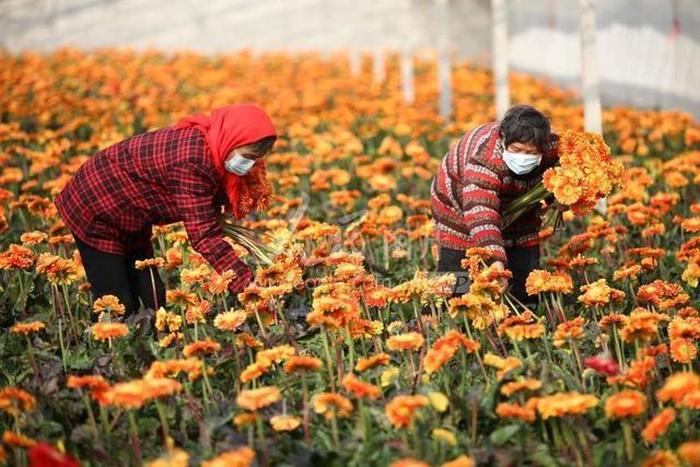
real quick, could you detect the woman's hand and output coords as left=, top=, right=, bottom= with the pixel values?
left=492, top=260, right=509, bottom=294
left=229, top=259, right=254, bottom=293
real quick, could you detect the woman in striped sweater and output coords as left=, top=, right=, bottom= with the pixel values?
left=431, top=105, right=559, bottom=304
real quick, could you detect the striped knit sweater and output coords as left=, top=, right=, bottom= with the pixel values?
left=431, top=122, right=559, bottom=264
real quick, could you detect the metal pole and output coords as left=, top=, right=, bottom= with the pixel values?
left=491, top=0, right=510, bottom=119
left=350, top=49, right=362, bottom=76
left=401, top=47, right=415, bottom=104
left=579, top=0, right=602, bottom=134
left=436, top=0, right=452, bottom=120
left=373, top=47, right=385, bottom=84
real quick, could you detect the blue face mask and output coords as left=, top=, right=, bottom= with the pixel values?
left=224, top=151, right=256, bottom=176
left=502, top=150, right=542, bottom=175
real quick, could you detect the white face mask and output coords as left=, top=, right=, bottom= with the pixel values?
left=502, top=150, right=542, bottom=175
left=224, top=151, right=256, bottom=176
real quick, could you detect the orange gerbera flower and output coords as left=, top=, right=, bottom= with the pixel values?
left=134, top=258, right=165, bottom=270
left=102, top=378, right=182, bottom=409
left=613, top=264, right=643, bottom=281
left=498, top=311, right=546, bottom=341
left=385, top=394, right=429, bottom=428
left=679, top=390, right=700, bottom=410
left=183, top=339, right=221, bottom=358
left=536, top=392, right=598, bottom=419
left=500, top=379, right=543, bottom=397
left=255, top=345, right=296, bottom=366
left=67, top=375, right=110, bottom=392
left=201, top=446, right=255, bottom=467
left=10, top=321, right=45, bottom=335
left=2, top=430, right=36, bottom=448
left=599, top=313, right=628, bottom=329
left=91, top=322, right=129, bottom=341
left=93, top=294, right=126, bottom=316
left=386, top=332, right=424, bottom=352
left=213, top=310, right=247, bottom=332
left=355, top=353, right=391, bottom=372
left=145, top=443, right=189, bottom=467
left=270, top=415, right=301, bottom=432
left=233, top=413, right=257, bottom=429
left=341, top=373, right=381, bottom=399
left=204, top=270, right=235, bottom=295
left=637, top=280, right=689, bottom=309
left=671, top=316, right=699, bottom=343
left=312, top=392, right=353, bottom=419
left=0, top=244, right=35, bottom=270
left=608, top=356, right=657, bottom=389
left=605, top=390, right=647, bottom=419
left=578, top=279, right=625, bottom=306
left=20, top=231, right=48, bottom=246
left=553, top=317, right=586, bottom=348
left=641, top=451, right=679, bottom=467
left=432, top=330, right=481, bottom=353
left=483, top=353, right=522, bottom=380
left=670, top=338, right=698, bottom=364
left=0, top=387, right=36, bottom=416
left=678, top=441, right=700, bottom=466
left=166, top=289, right=198, bottom=307
left=284, top=355, right=323, bottom=374
left=236, top=387, right=280, bottom=411
left=185, top=300, right=211, bottom=325
left=441, top=455, right=476, bottom=467
left=145, top=359, right=205, bottom=381
left=642, top=408, right=676, bottom=444
left=241, top=359, right=271, bottom=383
left=236, top=332, right=262, bottom=349
left=423, top=345, right=458, bottom=375
left=495, top=398, right=540, bottom=423
left=656, top=372, right=700, bottom=404
left=620, top=308, right=670, bottom=344
left=307, top=294, right=359, bottom=328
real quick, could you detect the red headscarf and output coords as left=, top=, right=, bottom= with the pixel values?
left=175, top=104, right=277, bottom=219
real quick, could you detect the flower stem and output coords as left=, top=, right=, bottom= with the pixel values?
left=301, top=373, right=311, bottom=445
left=155, top=400, right=170, bottom=445
left=58, top=319, right=68, bottom=374
left=622, top=420, right=634, bottom=462
left=128, top=411, right=143, bottom=466
left=321, top=328, right=336, bottom=391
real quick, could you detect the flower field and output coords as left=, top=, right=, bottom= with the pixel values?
left=2, top=48, right=700, bottom=466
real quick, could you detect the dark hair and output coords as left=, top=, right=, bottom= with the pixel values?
left=499, top=105, right=551, bottom=153
left=248, top=135, right=276, bottom=156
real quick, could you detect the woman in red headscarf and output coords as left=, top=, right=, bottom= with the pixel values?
left=55, top=104, right=276, bottom=313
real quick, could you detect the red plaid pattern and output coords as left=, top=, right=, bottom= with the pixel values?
left=431, top=122, right=558, bottom=265
left=55, top=126, right=252, bottom=292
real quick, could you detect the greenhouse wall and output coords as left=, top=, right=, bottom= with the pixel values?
left=1, top=0, right=698, bottom=116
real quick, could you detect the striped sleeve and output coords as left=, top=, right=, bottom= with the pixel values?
left=461, top=157, right=507, bottom=263
left=168, top=163, right=253, bottom=292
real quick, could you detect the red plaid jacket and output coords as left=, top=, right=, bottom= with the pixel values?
left=55, top=126, right=252, bottom=292
left=431, top=122, right=559, bottom=265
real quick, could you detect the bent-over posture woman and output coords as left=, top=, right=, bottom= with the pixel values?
left=55, top=104, right=276, bottom=313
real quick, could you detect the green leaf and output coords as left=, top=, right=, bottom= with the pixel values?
left=67, top=351, right=92, bottom=370
left=529, top=443, right=561, bottom=467
left=37, top=420, right=65, bottom=438
left=490, top=423, right=521, bottom=446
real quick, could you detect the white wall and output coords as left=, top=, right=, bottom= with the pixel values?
left=1, top=0, right=699, bottom=117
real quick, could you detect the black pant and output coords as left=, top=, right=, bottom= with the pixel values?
left=436, top=245, right=540, bottom=305
left=74, top=236, right=166, bottom=314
